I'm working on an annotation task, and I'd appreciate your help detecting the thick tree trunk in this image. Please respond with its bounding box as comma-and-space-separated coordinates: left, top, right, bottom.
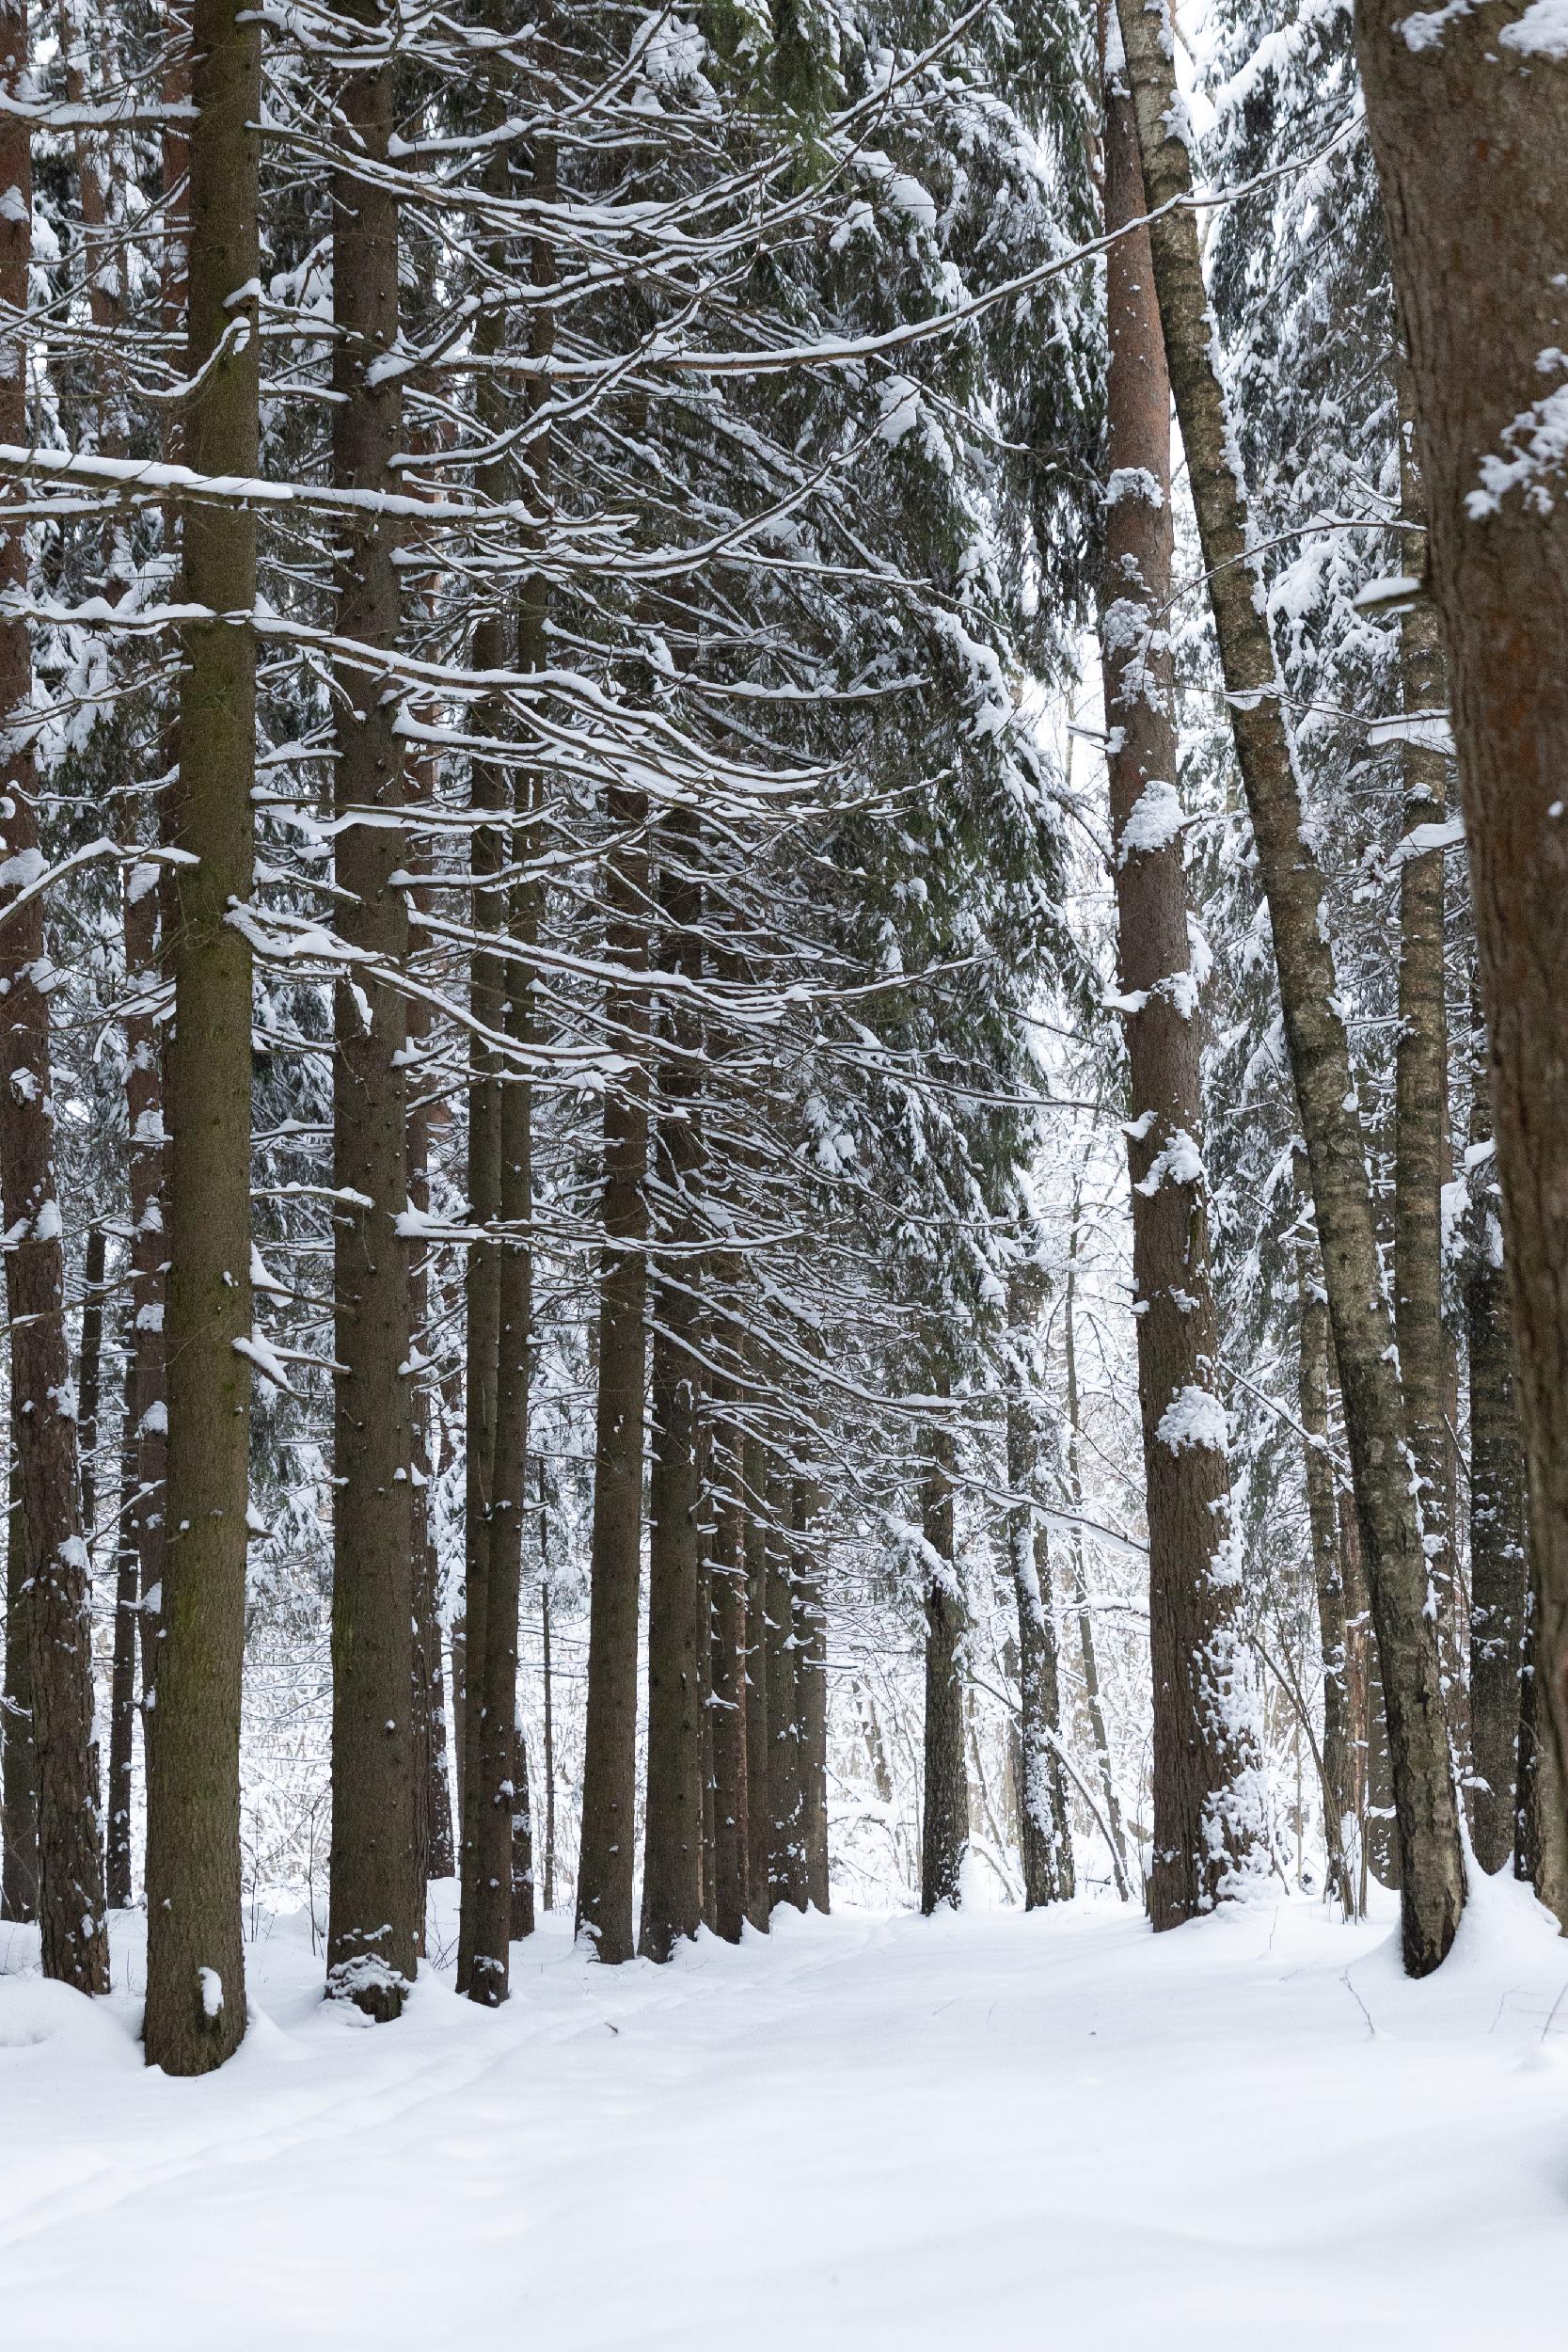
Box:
325, 11, 419, 2022
920, 1415, 968, 1914
1465, 1005, 1529, 1875
143, 0, 260, 2072
1115, 0, 1465, 1974
1099, 23, 1260, 1925
742, 1422, 771, 1931
1005, 1270, 1074, 1907
1354, 0, 1568, 1939
640, 818, 705, 1961
575, 786, 650, 1963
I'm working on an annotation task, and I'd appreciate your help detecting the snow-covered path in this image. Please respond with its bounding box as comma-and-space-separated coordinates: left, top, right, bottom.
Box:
1, 1878, 1563, 2349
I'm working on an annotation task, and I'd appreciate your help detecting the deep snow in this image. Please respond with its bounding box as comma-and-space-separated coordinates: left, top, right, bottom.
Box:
1, 1873, 1563, 2349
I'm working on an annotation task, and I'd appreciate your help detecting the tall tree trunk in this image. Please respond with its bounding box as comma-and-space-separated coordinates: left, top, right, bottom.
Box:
764, 1449, 804, 1911
1465, 1003, 1529, 1875
143, 0, 260, 2071
539, 1462, 556, 1912
1391, 386, 1465, 1782
1, 1413, 37, 1921
105, 1320, 138, 1910
920, 1411, 968, 1914
1064, 1219, 1132, 1899
641, 818, 705, 1961
1099, 16, 1260, 1925
0, 7, 107, 1997
1005, 1268, 1074, 1907
793, 1471, 830, 1913
325, 8, 419, 2021
575, 781, 650, 1963
708, 1382, 749, 1941
1114, 0, 1465, 1975
122, 825, 167, 1774
697, 1425, 717, 1931
742, 1421, 771, 1931
1296, 1231, 1358, 1915
1354, 0, 1568, 1939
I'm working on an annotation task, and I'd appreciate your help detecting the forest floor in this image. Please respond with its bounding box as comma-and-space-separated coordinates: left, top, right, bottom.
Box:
0, 1868, 1563, 2348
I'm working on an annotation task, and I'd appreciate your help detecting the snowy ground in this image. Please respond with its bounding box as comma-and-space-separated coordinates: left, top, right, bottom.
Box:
1, 1873, 1564, 2349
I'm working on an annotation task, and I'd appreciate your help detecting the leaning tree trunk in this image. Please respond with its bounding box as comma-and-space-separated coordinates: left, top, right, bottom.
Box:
641, 815, 705, 1962
325, 6, 420, 2022
1354, 0, 1568, 1933
1099, 17, 1262, 1925
1115, 0, 1465, 1975
575, 781, 650, 1963
920, 1408, 968, 1915
142, 0, 260, 2073
0, 7, 107, 1998
1464, 998, 1529, 1875
1005, 1267, 1074, 1907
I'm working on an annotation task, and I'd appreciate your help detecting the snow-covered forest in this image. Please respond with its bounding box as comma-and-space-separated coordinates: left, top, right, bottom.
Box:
2, 0, 1567, 2341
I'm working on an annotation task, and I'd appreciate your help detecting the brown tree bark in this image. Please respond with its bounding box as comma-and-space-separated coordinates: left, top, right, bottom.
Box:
741, 1421, 771, 1931
1, 1412, 37, 1921
1463, 1007, 1529, 1874
920, 1414, 968, 1914
1005, 1267, 1074, 1907
325, 7, 420, 2023
708, 1389, 750, 1940
1099, 21, 1260, 1925
539, 1462, 556, 1911
793, 1472, 830, 1913
640, 816, 705, 1961
1296, 1227, 1360, 1914
1391, 392, 1466, 1782
764, 1448, 805, 1911
1353, 0, 1568, 1926
143, 0, 260, 2072
1114, 0, 1465, 1974
575, 782, 650, 1963
105, 1319, 138, 1911
0, 7, 107, 1997
1516, 1556, 1568, 1927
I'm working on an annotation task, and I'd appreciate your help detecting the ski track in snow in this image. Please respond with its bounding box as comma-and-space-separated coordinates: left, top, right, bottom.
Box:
1, 1876, 1565, 2350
